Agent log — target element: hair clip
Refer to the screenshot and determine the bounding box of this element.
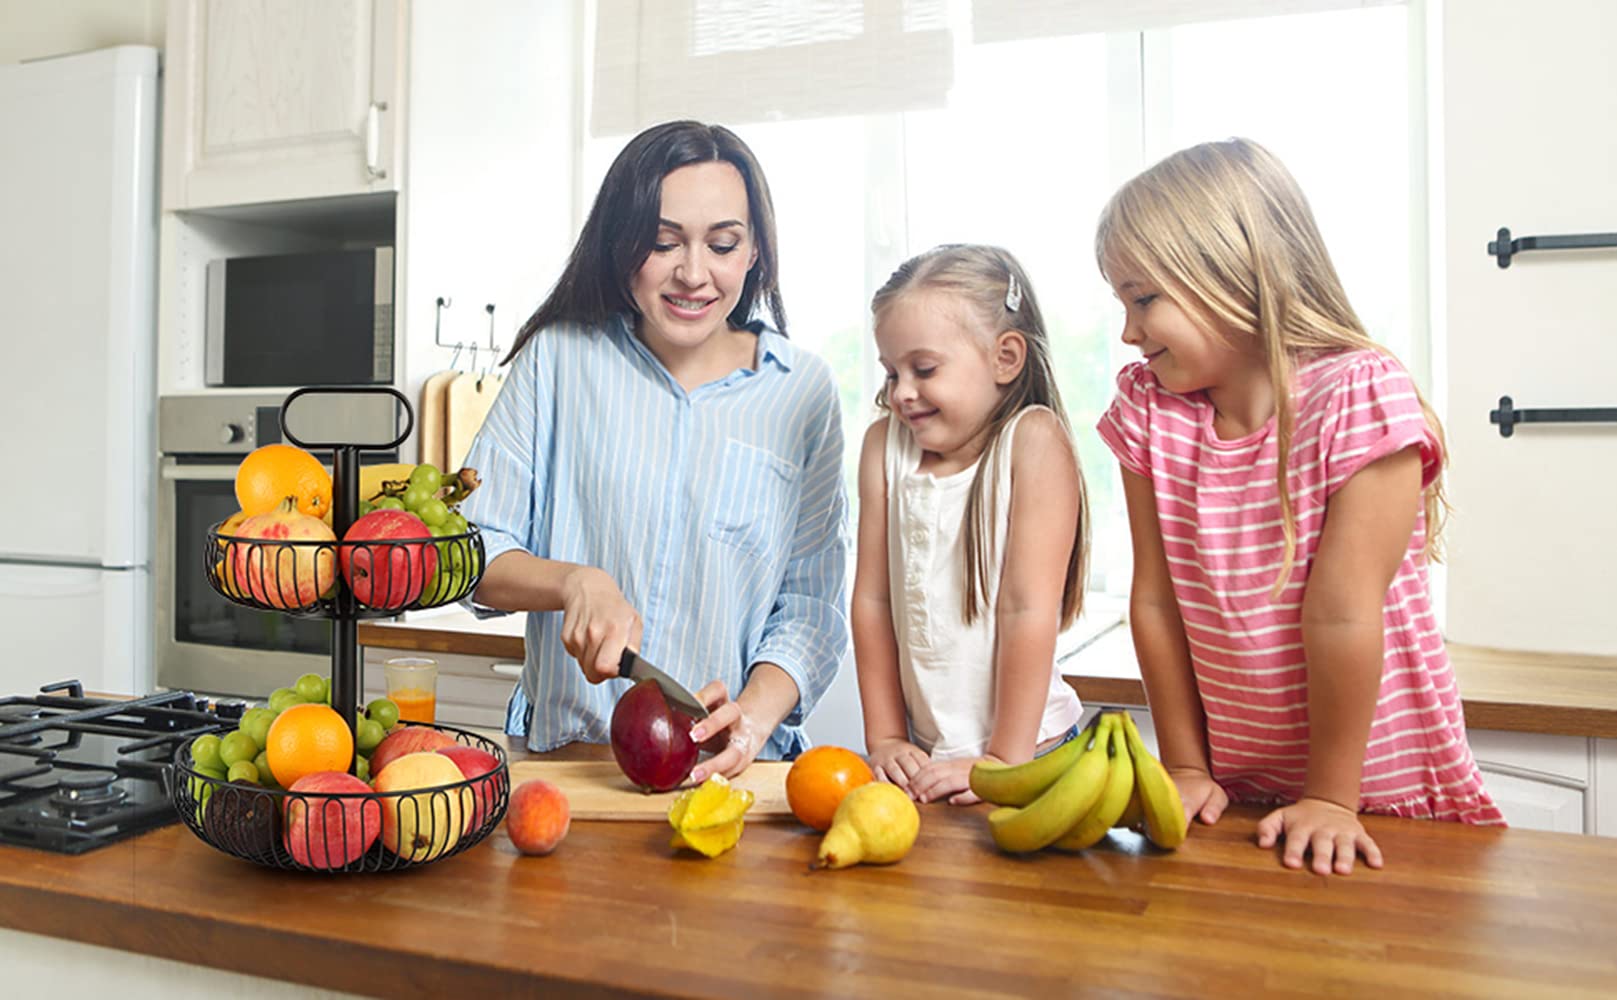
[1004,274,1022,313]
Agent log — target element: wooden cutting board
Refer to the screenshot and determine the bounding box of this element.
[417,369,456,472]
[507,760,794,821]
[445,370,505,472]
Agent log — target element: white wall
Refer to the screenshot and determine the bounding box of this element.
[1441,1,1617,656]
[0,0,164,64]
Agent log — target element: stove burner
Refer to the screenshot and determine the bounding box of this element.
[50,772,128,814]
[0,681,239,853]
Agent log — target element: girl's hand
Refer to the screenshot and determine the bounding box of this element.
[867,738,929,794]
[685,681,767,782]
[1168,766,1229,825]
[909,756,987,806]
[558,566,643,683]
[1256,797,1384,875]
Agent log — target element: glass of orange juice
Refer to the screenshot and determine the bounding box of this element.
[383,657,438,724]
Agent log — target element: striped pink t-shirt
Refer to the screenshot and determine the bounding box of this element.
[1097,350,1502,824]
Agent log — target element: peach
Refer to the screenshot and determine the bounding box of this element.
[369,725,457,778]
[437,744,503,833]
[283,770,381,869]
[372,752,471,862]
[507,779,570,856]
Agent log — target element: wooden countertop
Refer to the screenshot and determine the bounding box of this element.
[3,741,1616,997]
[360,612,1617,739]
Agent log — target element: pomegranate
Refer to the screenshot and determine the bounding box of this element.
[610,678,699,793]
[339,509,438,609]
[232,499,337,609]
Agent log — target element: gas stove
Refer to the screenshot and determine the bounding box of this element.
[0,681,241,854]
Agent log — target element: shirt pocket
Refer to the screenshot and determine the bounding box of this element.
[706,438,801,559]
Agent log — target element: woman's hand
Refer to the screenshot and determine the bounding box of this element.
[867,738,930,794]
[1256,796,1383,875]
[1169,766,1229,825]
[909,756,988,806]
[686,681,767,783]
[558,566,642,683]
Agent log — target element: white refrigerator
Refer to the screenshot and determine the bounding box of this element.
[0,47,159,696]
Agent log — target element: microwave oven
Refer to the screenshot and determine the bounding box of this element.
[205,247,394,387]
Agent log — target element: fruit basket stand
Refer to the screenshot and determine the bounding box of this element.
[174,386,510,872]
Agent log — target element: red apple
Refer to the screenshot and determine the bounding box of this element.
[609,678,699,793]
[506,779,570,856]
[369,725,457,779]
[233,499,337,609]
[339,509,438,609]
[283,771,381,869]
[437,744,503,833]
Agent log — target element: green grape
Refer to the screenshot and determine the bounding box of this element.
[354,754,370,782]
[226,760,260,784]
[409,463,444,493]
[267,687,305,712]
[190,733,223,771]
[358,499,377,517]
[366,697,401,731]
[294,672,328,703]
[374,496,406,511]
[253,750,278,787]
[219,730,258,769]
[356,717,386,753]
[443,511,469,535]
[400,485,432,512]
[240,707,275,751]
[416,497,450,527]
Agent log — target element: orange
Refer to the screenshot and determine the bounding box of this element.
[264,703,354,788]
[235,444,332,520]
[786,745,875,832]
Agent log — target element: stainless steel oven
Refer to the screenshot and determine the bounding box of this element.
[155,394,396,700]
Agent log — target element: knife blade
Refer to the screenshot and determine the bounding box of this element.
[618,650,709,719]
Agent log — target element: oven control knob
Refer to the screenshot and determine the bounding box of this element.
[219,422,245,445]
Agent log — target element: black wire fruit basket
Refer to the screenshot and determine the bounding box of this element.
[173,723,510,872]
[174,386,510,871]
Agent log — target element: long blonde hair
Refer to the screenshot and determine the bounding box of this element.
[872,245,1089,627]
[1094,138,1448,593]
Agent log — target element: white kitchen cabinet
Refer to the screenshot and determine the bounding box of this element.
[360,645,521,731]
[1469,729,1589,834]
[162,0,404,209]
[1596,739,1617,839]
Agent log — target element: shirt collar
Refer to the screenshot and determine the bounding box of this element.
[615,312,794,377]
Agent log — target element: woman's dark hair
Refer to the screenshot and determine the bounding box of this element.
[503,120,786,363]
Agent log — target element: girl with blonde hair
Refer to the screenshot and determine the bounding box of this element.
[853,244,1089,805]
[1095,138,1501,876]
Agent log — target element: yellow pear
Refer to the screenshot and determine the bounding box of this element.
[813,782,919,870]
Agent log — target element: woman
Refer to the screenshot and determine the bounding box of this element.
[461,121,848,780]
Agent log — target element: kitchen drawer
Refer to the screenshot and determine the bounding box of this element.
[361,646,522,731]
[1469,729,1590,785]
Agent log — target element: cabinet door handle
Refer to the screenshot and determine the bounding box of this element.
[365,101,388,180]
[490,662,522,677]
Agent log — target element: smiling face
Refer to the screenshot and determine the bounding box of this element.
[875,290,1019,472]
[1108,264,1256,398]
[630,161,758,364]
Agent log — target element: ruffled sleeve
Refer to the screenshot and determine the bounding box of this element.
[1095,361,1156,478]
[1317,352,1441,496]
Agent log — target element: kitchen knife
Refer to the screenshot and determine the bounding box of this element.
[618,650,709,719]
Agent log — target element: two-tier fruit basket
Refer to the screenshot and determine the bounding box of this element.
[172,387,511,872]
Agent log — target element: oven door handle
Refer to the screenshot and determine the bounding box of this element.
[159,460,238,481]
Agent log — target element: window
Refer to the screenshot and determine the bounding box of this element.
[581,1,1422,645]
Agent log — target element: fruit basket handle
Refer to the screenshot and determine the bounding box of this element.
[279,386,414,453]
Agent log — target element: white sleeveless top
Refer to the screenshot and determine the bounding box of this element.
[885,406,1083,760]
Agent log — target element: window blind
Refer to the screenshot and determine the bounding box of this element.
[592,0,953,136]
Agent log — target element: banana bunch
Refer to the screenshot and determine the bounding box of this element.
[968,710,1189,854]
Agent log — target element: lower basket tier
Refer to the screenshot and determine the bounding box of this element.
[173,723,510,873]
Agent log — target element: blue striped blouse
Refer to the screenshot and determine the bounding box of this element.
[459,314,850,759]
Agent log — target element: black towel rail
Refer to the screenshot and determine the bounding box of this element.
[1490,396,1617,437]
[1488,227,1617,268]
